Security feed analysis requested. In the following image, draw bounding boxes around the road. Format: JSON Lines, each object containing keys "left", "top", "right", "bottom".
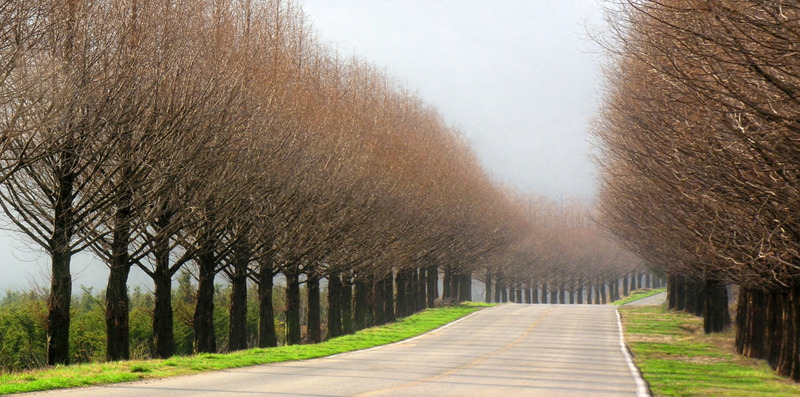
{"left": 625, "top": 292, "right": 667, "bottom": 306}
{"left": 19, "top": 305, "right": 649, "bottom": 397}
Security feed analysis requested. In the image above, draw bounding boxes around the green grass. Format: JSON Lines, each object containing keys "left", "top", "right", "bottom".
{"left": 0, "top": 303, "right": 488, "bottom": 395}
{"left": 612, "top": 288, "right": 667, "bottom": 305}
{"left": 621, "top": 305, "right": 800, "bottom": 396}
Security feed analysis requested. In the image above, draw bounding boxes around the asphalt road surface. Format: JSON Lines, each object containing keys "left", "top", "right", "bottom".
{"left": 625, "top": 292, "right": 667, "bottom": 306}
{"left": 20, "top": 304, "right": 649, "bottom": 397}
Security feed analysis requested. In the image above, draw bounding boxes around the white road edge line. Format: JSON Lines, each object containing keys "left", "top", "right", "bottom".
{"left": 616, "top": 308, "right": 650, "bottom": 397}
{"left": 322, "top": 306, "right": 491, "bottom": 359}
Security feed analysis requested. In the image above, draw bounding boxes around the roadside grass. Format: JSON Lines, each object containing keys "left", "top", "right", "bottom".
{"left": 0, "top": 302, "right": 489, "bottom": 395}
{"left": 621, "top": 305, "right": 800, "bottom": 396}
{"left": 612, "top": 288, "right": 667, "bottom": 305}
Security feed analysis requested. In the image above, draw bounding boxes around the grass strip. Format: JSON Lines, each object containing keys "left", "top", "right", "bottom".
{"left": 0, "top": 302, "right": 490, "bottom": 395}
{"left": 612, "top": 288, "right": 667, "bottom": 305}
{"left": 620, "top": 305, "right": 800, "bottom": 396}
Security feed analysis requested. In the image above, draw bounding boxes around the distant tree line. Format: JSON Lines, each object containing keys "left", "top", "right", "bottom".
{"left": 595, "top": 0, "right": 800, "bottom": 382}
{"left": 477, "top": 196, "right": 656, "bottom": 305}
{"left": 0, "top": 0, "right": 646, "bottom": 371}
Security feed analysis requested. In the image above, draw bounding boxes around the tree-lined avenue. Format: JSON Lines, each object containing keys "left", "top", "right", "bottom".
{"left": 16, "top": 304, "right": 647, "bottom": 397}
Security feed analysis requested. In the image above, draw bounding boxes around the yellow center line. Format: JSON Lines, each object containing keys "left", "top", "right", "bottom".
{"left": 356, "top": 306, "right": 555, "bottom": 397}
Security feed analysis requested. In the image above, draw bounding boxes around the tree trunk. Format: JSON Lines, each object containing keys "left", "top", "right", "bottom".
{"left": 415, "top": 268, "right": 426, "bottom": 311}
{"left": 703, "top": 278, "right": 730, "bottom": 334}
{"left": 566, "top": 283, "right": 573, "bottom": 304}
{"left": 442, "top": 266, "right": 452, "bottom": 301}
{"left": 47, "top": 148, "right": 77, "bottom": 366}
{"left": 152, "top": 261, "right": 174, "bottom": 358}
{"left": 394, "top": 269, "right": 406, "bottom": 318}
{"left": 776, "top": 287, "right": 798, "bottom": 380}
{"left": 600, "top": 283, "right": 607, "bottom": 304}
{"left": 675, "top": 275, "right": 687, "bottom": 311}
{"left": 540, "top": 281, "right": 547, "bottom": 304}
{"left": 684, "top": 278, "right": 704, "bottom": 317}
{"left": 327, "top": 272, "right": 342, "bottom": 339}
{"left": 307, "top": 273, "right": 321, "bottom": 343}
{"left": 426, "top": 266, "right": 438, "bottom": 308}
{"left": 341, "top": 276, "right": 354, "bottom": 335}
{"left": 372, "top": 276, "right": 385, "bottom": 326}
{"left": 194, "top": 251, "right": 217, "bottom": 353}
{"left": 284, "top": 269, "right": 301, "bottom": 345}
{"left": 106, "top": 263, "right": 131, "bottom": 361}
{"left": 485, "top": 272, "right": 492, "bottom": 303}
{"left": 736, "top": 286, "right": 768, "bottom": 360}
{"left": 382, "top": 274, "right": 394, "bottom": 323}
{"left": 531, "top": 280, "right": 539, "bottom": 304}
{"left": 354, "top": 275, "right": 371, "bottom": 331}
{"left": 766, "top": 291, "right": 784, "bottom": 369}
{"left": 667, "top": 275, "right": 678, "bottom": 310}
{"left": 494, "top": 275, "right": 503, "bottom": 303}
{"left": 524, "top": 285, "right": 531, "bottom": 304}
{"left": 623, "top": 275, "right": 629, "bottom": 297}
{"left": 257, "top": 266, "right": 277, "bottom": 348}
{"left": 459, "top": 273, "right": 472, "bottom": 303}
{"left": 228, "top": 239, "right": 250, "bottom": 352}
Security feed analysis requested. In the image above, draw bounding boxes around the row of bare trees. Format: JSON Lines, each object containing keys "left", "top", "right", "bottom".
{"left": 0, "top": 0, "right": 572, "bottom": 367}
{"left": 476, "top": 197, "right": 653, "bottom": 305}
{"left": 595, "top": 0, "right": 800, "bottom": 381}
{"left": 0, "top": 0, "right": 646, "bottom": 369}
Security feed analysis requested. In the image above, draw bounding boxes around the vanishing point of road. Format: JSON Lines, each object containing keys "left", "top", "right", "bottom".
{"left": 19, "top": 304, "right": 650, "bottom": 397}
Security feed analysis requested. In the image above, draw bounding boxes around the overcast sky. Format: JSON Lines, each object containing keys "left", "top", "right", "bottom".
{"left": 302, "top": 0, "right": 607, "bottom": 201}
{"left": 0, "top": 1, "right": 609, "bottom": 292}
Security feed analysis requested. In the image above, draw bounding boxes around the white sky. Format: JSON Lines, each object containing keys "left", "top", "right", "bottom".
{"left": 0, "top": 1, "right": 609, "bottom": 292}
{"left": 301, "top": 0, "right": 607, "bottom": 201}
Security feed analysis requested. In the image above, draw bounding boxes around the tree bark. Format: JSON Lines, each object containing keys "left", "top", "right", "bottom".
{"left": 623, "top": 275, "right": 629, "bottom": 297}
{"left": 524, "top": 285, "right": 531, "bottom": 304}
{"left": 675, "top": 275, "right": 687, "bottom": 311}
{"left": 354, "top": 275, "right": 371, "bottom": 331}
{"left": 284, "top": 269, "right": 301, "bottom": 345}
{"left": 307, "top": 273, "right": 321, "bottom": 343}
{"left": 341, "top": 276, "right": 354, "bottom": 335}
{"left": 327, "top": 272, "right": 342, "bottom": 339}
{"left": 382, "top": 274, "right": 395, "bottom": 323}
{"left": 105, "top": 262, "right": 131, "bottom": 361}
{"left": 151, "top": 214, "right": 175, "bottom": 358}
{"left": 372, "top": 276, "right": 385, "bottom": 326}
{"left": 494, "top": 275, "right": 503, "bottom": 303}
{"left": 442, "top": 266, "right": 452, "bottom": 301}
{"left": 484, "top": 272, "right": 492, "bottom": 303}
{"left": 600, "top": 283, "right": 607, "bottom": 304}
{"left": 459, "top": 272, "right": 472, "bottom": 303}
{"left": 257, "top": 266, "right": 277, "bottom": 348}
{"left": 152, "top": 261, "right": 174, "bottom": 358}
{"left": 228, "top": 239, "right": 250, "bottom": 352}
{"left": 426, "top": 266, "right": 438, "bottom": 308}
{"left": 47, "top": 148, "right": 78, "bottom": 366}
{"left": 194, "top": 250, "right": 217, "bottom": 353}
{"left": 703, "top": 278, "right": 730, "bottom": 334}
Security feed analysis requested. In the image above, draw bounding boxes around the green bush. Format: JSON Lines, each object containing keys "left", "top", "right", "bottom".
{"left": 0, "top": 272, "right": 295, "bottom": 373}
